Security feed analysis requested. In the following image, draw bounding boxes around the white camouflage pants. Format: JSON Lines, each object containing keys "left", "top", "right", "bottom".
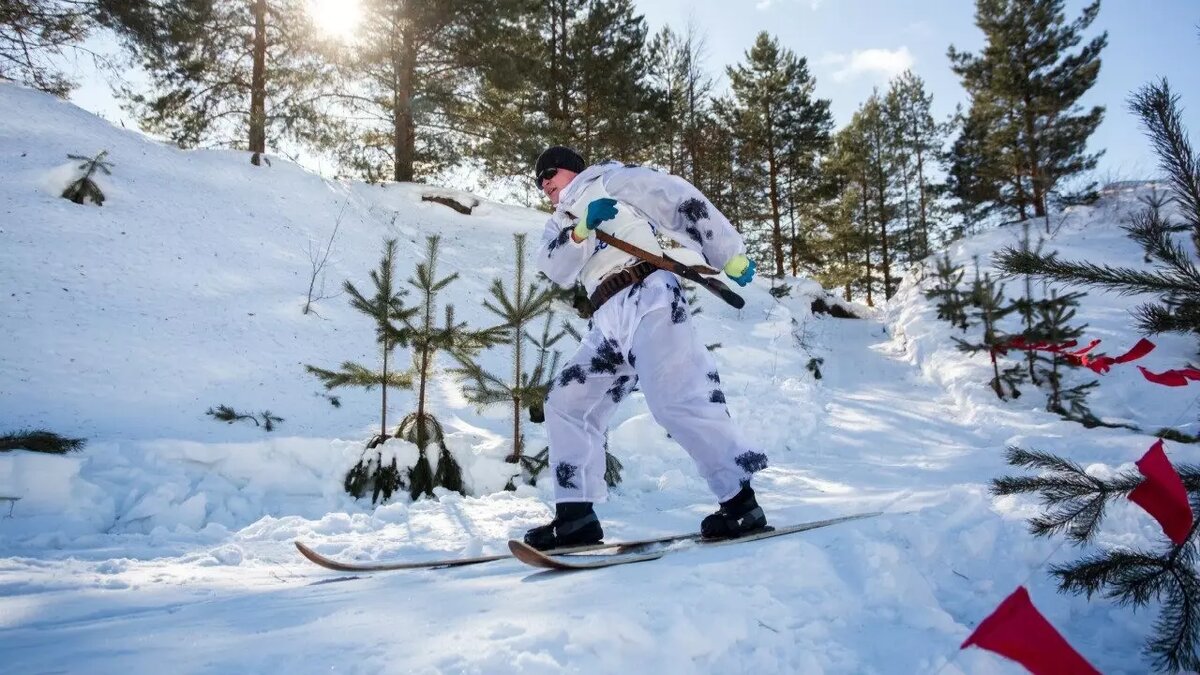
{"left": 544, "top": 269, "right": 767, "bottom": 504}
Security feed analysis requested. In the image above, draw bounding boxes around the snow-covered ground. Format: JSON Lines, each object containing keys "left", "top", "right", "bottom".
{"left": 0, "top": 82, "right": 1190, "bottom": 673}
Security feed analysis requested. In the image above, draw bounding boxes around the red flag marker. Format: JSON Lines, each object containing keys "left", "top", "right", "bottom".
{"left": 962, "top": 586, "right": 1099, "bottom": 675}
{"left": 1129, "top": 440, "right": 1195, "bottom": 545}
{"left": 1138, "top": 365, "right": 1200, "bottom": 387}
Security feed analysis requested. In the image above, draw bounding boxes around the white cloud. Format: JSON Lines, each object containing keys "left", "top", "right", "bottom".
{"left": 755, "top": 0, "right": 823, "bottom": 11}
{"left": 822, "top": 47, "right": 914, "bottom": 83}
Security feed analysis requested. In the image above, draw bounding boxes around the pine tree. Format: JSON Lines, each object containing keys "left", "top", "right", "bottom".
{"left": 112, "top": 0, "right": 336, "bottom": 165}
{"left": 0, "top": 1, "right": 104, "bottom": 95}
{"left": 305, "top": 238, "right": 416, "bottom": 449}
{"left": 995, "top": 79, "right": 1200, "bottom": 340}
{"left": 944, "top": 102, "right": 1008, "bottom": 234}
{"left": 394, "top": 235, "right": 504, "bottom": 497}
{"left": 725, "top": 32, "right": 833, "bottom": 278}
{"left": 450, "top": 234, "right": 563, "bottom": 464}
{"left": 472, "top": 0, "right": 656, "bottom": 175}
{"left": 948, "top": 0, "right": 1107, "bottom": 221}
{"left": 994, "top": 445, "right": 1200, "bottom": 671}
{"left": 886, "top": 71, "right": 947, "bottom": 260}
{"left": 326, "top": 0, "right": 522, "bottom": 182}
{"left": 811, "top": 180, "right": 869, "bottom": 302}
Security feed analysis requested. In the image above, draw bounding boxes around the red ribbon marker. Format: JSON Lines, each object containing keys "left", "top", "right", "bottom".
{"left": 962, "top": 586, "right": 1099, "bottom": 675}
{"left": 1129, "top": 440, "right": 1195, "bottom": 545}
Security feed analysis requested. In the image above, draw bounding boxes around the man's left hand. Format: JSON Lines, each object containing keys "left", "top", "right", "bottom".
{"left": 724, "top": 254, "right": 756, "bottom": 286}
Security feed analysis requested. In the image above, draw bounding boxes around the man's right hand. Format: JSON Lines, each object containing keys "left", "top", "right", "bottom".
{"left": 573, "top": 197, "right": 618, "bottom": 241}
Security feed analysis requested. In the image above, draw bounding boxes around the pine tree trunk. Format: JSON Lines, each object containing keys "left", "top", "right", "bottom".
{"left": 916, "top": 145, "right": 929, "bottom": 258}
{"left": 510, "top": 341, "right": 522, "bottom": 463}
{"left": 842, "top": 249, "right": 852, "bottom": 301}
{"left": 860, "top": 177, "right": 873, "bottom": 307}
{"left": 549, "top": 0, "right": 569, "bottom": 138}
{"left": 1019, "top": 60, "right": 1047, "bottom": 218}
{"left": 510, "top": 295, "right": 524, "bottom": 462}
{"left": 381, "top": 337, "right": 390, "bottom": 439}
{"left": 874, "top": 158, "right": 892, "bottom": 300}
{"left": 248, "top": 0, "right": 267, "bottom": 166}
{"left": 392, "top": 22, "right": 416, "bottom": 183}
{"left": 766, "top": 112, "right": 785, "bottom": 278}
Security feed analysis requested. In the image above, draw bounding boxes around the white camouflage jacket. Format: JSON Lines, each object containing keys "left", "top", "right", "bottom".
{"left": 536, "top": 161, "right": 745, "bottom": 295}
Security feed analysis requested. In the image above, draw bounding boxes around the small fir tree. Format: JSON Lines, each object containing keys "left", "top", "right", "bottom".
{"left": 61, "top": 151, "right": 112, "bottom": 206}
{"left": 1009, "top": 222, "right": 1048, "bottom": 384}
{"left": 451, "top": 234, "right": 562, "bottom": 463}
{"left": 305, "top": 239, "right": 416, "bottom": 448}
{"left": 990, "top": 78, "right": 1200, "bottom": 673}
{"left": 305, "top": 238, "right": 416, "bottom": 501}
{"left": 395, "top": 235, "right": 504, "bottom": 498}
{"left": 952, "top": 266, "right": 1024, "bottom": 400}
{"left": 924, "top": 252, "right": 970, "bottom": 331}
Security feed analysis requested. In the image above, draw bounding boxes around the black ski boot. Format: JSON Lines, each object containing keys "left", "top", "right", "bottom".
{"left": 701, "top": 485, "right": 768, "bottom": 539}
{"left": 523, "top": 501, "right": 604, "bottom": 551}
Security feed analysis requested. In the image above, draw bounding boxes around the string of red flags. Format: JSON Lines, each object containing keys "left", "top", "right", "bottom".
{"left": 961, "top": 586, "right": 1100, "bottom": 675}
{"left": 998, "top": 336, "right": 1200, "bottom": 386}
{"left": 1129, "top": 439, "right": 1195, "bottom": 545}
{"left": 965, "top": 439, "right": 1194, "bottom": 672}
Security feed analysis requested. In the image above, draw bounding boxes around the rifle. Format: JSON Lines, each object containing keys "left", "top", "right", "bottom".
{"left": 593, "top": 230, "right": 745, "bottom": 309}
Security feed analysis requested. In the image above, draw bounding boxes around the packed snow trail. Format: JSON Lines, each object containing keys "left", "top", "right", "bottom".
{"left": 0, "top": 308, "right": 1149, "bottom": 674}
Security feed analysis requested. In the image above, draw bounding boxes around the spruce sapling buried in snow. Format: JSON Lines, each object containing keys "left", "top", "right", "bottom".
{"left": 0, "top": 430, "right": 86, "bottom": 454}
{"left": 61, "top": 151, "right": 112, "bottom": 206}
{"left": 450, "top": 234, "right": 560, "bottom": 464}
{"left": 205, "top": 404, "right": 283, "bottom": 431}
{"left": 1024, "top": 289, "right": 1126, "bottom": 429}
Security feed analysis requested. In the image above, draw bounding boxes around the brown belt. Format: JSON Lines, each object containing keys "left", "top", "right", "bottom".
{"left": 588, "top": 261, "right": 660, "bottom": 310}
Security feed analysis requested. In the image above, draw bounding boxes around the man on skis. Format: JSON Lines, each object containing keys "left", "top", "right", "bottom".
{"left": 524, "top": 145, "right": 769, "bottom": 550}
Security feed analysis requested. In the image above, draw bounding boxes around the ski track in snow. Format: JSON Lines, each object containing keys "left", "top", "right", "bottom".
{"left": 0, "top": 83, "right": 1176, "bottom": 673}
{"left": 0, "top": 312, "right": 1140, "bottom": 674}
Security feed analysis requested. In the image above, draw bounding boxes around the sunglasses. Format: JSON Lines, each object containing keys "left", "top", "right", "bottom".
{"left": 536, "top": 167, "right": 558, "bottom": 188}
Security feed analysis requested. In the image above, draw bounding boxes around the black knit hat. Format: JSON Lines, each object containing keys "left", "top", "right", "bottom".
{"left": 534, "top": 145, "right": 586, "bottom": 184}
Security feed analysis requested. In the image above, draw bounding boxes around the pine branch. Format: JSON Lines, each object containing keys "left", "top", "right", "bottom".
{"left": 995, "top": 247, "right": 1200, "bottom": 298}
{"left": 1130, "top": 79, "right": 1200, "bottom": 240}
{"left": 994, "top": 446, "right": 1150, "bottom": 543}
{"left": 1052, "top": 548, "right": 1171, "bottom": 605}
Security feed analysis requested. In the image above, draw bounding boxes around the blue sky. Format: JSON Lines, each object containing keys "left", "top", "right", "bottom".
{"left": 634, "top": 0, "right": 1200, "bottom": 180}
{"left": 65, "top": 0, "right": 1198, "bottom": 182}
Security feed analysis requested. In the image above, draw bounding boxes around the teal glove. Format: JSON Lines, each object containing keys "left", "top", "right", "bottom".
{"left": 573, "top": 197, "right": 618, "bottom": 240}
{"left": 724, "top": 254, "right": 756, "bottom": 287}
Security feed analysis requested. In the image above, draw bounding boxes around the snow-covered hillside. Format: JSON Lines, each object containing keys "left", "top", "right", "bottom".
{"left": 0, "top": 83, "right": 1191, "bottom": 674}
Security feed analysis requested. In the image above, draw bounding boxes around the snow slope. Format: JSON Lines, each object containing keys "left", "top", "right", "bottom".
{"left": 0, "top": 83, "right": 1190, "bottom": 673}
